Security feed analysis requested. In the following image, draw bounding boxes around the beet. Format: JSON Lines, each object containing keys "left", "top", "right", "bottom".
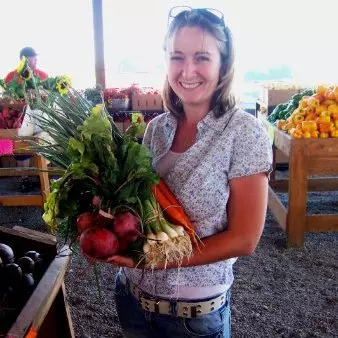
{"left": 77, "top": 212, "right": 98, "bottom": 234}
{"left": 0, "top": 243, "right": 15, "bottom": 264}
{"left": 80, "top": 228, "right": 119, "bottom": 259}
{"left": 92, "top": 196, "right": 101, "bottom": 208}
{"left": 113, "top": 212, "right": 140, "bottom": 242}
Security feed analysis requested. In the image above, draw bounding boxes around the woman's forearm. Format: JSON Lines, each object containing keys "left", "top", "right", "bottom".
{"left": 161, "top": 229, "right": 256, "bottom": 269}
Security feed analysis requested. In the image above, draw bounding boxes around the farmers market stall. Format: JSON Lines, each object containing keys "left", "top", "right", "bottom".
{"left": 259, "top": 85, "right": 338, "bottom": 247}
{"left": 0, "top": 129, "right": 50, "bottom": 207}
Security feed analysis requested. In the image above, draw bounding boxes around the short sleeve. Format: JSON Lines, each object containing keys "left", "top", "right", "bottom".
{"left": 228, "top": 117, "right": 273, "bottom": 180}
{"left": 142, "top": 119, "right": 155, "bottom": 150}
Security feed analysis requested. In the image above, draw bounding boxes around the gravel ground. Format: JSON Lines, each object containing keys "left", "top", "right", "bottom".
{"left": 0, "top": 172, "right": 337, "bottom": 338}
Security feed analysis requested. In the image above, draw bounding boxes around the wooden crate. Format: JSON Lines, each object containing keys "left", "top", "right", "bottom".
{"left": 0, "top": 226, "right": 74, "bottom": 338}
{"left": 260, "top": 87, "right": 301, "bottom": 107}
{"left": 266, "top": 128, "right": 338, "bottom": 247}
{"left": 132, "top": 93, "right": 163, "bottom": 111}
{"left": 0, "top": 134, "right": 50, "bottom": 207}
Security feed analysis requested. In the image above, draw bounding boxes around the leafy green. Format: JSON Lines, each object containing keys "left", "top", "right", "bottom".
{"left": 27, "top": 89, "right": 158, "bottom": 235}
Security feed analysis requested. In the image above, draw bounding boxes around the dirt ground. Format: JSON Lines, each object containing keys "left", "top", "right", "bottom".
{"left": 0, "top": 173, "right": 337, "bottom": 338}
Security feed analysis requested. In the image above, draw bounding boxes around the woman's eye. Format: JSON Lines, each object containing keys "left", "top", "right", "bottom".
{"left": 196, "top": 56, "right": 209, "bottom": 62}
{"left": 170, "top": 56, "right": 183, "bottom": 61}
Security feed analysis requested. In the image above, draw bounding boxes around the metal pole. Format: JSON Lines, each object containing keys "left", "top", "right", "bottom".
{"left": 92, "top": 0, "right": 106, "bottom": 89}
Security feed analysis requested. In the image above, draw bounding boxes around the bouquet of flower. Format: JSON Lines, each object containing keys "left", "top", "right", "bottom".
{"left": 27, "top": 89, "right": 197, "bottom": 268}
{"left": 0, "top": 56, "right": 72, "bottom": 101}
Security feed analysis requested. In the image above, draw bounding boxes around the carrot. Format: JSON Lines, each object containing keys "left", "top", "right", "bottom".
{"left": 151, "top": 179, "right": 199, "bottom": 246}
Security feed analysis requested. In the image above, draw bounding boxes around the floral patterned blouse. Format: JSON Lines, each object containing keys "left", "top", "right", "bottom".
{"left": 123, "top": 107, "right": 272, "bottom": 298}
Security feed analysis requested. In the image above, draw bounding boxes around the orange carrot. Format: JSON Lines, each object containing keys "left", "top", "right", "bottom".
{"left": 151, "top": 179, "right": 199, "bottom": 246}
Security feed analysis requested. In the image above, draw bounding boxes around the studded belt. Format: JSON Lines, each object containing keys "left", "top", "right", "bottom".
{"left": 127, "top": 281, "right": 229, "bottom": 318}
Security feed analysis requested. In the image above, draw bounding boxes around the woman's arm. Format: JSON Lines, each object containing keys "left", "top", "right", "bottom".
{"left": 108, "top": 172, "right": 269, "bottom": 268}
{"left": 175, "top": 172, "right": 269, "bottom": 268}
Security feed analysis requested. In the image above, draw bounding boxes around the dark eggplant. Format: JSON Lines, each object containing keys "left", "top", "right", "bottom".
{"left": 24, "top": 251, "right": 40, "bottom": 262}
{"left": 18, "top": 273, "right": 35, "bottom": 303}
{"left": 0, "top": 243, "right": 15, "bottom": 264}
{"left": 21, "top": 273, "right": 35, "bottom": 293}
{"left": 33, "top": 257, "right": 46, "bottom": 281}
{"left": 0, "top": 256, "right": 3, "bottom": 269}
{"left": 4, "top": 263, "right": 23, "bottom": 287}
{"left": 17, "top": 256, "right": 35, "bottom": 273}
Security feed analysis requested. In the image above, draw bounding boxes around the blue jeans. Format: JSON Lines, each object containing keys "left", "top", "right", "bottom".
{"left": 114, "top": 274, "right": 231, "bottom": 338}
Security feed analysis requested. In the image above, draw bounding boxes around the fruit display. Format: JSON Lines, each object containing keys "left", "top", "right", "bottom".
{"left": 0, "top": 242, "right": 48, "bottom": 335}
{"left": 274, "top": 85, "right": 338, "bottom": 139}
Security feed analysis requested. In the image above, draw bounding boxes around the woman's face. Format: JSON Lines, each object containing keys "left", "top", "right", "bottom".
{"left": 166, "top": 26, "right": 222, "bottom": 112}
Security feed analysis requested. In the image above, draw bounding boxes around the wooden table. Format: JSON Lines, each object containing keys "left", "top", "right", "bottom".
{"left": 259, "top": 118, "right": 338, "bottom": 247}
{"left": 0, "top": 130, "right": 50, "bottom": 207}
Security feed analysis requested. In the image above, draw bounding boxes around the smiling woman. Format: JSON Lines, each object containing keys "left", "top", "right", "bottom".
{"left": 111, "top": 6, "right": 272, "bottom": 338}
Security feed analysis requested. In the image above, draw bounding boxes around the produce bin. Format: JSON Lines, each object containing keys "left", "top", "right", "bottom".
{"left": 0, "top": 132, "right": 50, "bottom": 207}
{"left": 262, "top": 124, "right": 338, "bottom": 247}
{"left": 0, "top": 226, "right": 74, "bottom": 338}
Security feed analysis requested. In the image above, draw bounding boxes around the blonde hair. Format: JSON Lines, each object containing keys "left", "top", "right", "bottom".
{"left": 163, "top": 9, "right": 236, "bottom": 118}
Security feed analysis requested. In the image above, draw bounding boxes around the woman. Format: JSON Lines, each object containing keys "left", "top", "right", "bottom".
{"left": 110, "top": 7, "right": 272, "bottom": 338}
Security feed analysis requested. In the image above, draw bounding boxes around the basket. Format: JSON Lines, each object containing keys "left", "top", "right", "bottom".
{"left": 110, "top": 98, "right": 130, "bottom": 111}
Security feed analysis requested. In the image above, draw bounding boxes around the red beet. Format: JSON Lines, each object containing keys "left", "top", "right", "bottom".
{"left": 92, "top": 196, "right": 101, "bottom": 208}
{"left": 76, "top": 212, "right": 98, "bottom": 234}
{"left": 80, "top": 228, "right": 119, "bottom": 259}
{"left": 113, "top": 212, "right": 140, "bottom": 242}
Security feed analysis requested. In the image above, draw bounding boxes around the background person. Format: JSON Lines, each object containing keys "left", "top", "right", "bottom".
{"left": 4, "top": 47, "right": 48, "bottom": 192}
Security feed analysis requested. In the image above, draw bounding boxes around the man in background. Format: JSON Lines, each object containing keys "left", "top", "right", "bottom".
{"left": 4, "top": 47, "right": 48, "bottom": 192}
{"left": 5, "top": 47, "right": 48, "bottom": 83}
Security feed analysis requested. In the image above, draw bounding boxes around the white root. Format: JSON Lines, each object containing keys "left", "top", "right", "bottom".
{"left": 143, "top": 243, "right": 150, "bottom": 253}
{"left": 143, "top": 233, "right": 193, "bottom": 270}
{"left": 147, "top": 232, "right": 157, "bottom": 246}
{"left": 173, "top": 225, "right": 185, "bottom": 236}
{"left": 156, "top": 232, "right": 169, "bottom": 242}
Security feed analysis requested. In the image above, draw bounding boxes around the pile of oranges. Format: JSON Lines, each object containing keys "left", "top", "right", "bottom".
{"left": 277, "top": 85, "right": 338, "bottom": 139}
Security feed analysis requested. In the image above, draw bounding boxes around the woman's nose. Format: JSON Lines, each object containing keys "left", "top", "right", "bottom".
{"left": 181, "top": 60, "right": 197, "bottom": 78}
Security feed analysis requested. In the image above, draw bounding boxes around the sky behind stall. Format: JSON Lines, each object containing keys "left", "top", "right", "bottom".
{"left": 1, "top": 0, "right": 338, "bottom": 92}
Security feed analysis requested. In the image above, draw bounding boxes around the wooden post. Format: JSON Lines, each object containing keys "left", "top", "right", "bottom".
{"left": 286, "top": 142, "right": 308, "bottom": 247}
{"left": 36, "top": 156, "right": 50, "bottom": 204}
{"left": 92, "top": 0, "right": 106, "bottom": 89}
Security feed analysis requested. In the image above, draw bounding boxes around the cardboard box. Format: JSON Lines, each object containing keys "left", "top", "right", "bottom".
{"left": 132, "top": 93, "right": 163, "bottom": 111}
{"left": 260, "top": 88, "right": 302, "bottom": 107}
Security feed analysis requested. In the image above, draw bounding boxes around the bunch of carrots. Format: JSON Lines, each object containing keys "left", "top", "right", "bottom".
{"left": 140, "top": 179, "right": 198, "bottom": 268}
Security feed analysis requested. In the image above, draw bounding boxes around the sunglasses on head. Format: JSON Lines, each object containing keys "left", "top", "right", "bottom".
{"left": 167, "top": 6, "right": 225, "bottom": 28}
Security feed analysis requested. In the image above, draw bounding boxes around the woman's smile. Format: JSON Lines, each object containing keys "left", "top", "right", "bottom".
{"left": 179, "top": 81, "right": 203, "bottom": 90}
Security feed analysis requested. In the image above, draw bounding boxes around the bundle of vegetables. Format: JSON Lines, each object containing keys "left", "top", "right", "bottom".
{"left": 26, "top": 89, "right": 196, "bottom": 268}
{"left": 267, "top": 88, "right": 315, "bottom": 124}
{"left": 276, "top": 85, "right": 338, "bottom": 139}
